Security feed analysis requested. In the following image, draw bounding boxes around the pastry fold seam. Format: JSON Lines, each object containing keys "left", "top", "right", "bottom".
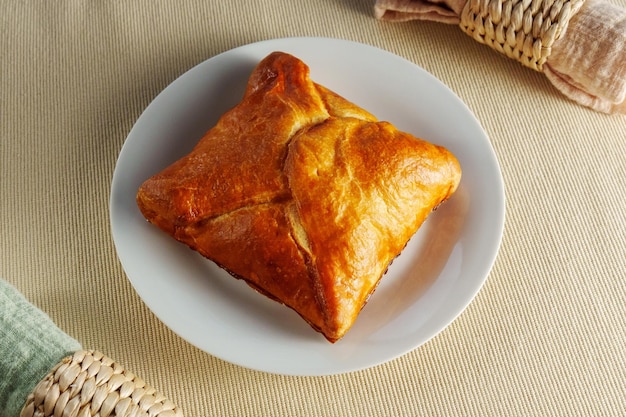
{"left": 136, "top": 51, "right": 462, "bottom": 342}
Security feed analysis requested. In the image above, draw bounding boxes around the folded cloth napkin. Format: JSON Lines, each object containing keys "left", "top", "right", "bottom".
{"left": 375, "top": 0, "right": 626, "bottom": 114}
{"left": 0, "top": 279, "right": 183, "bottom": 417}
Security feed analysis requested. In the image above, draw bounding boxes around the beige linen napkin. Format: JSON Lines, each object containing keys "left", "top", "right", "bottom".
{"left": 375, "top": 0, "right": 626, "bottom": 114}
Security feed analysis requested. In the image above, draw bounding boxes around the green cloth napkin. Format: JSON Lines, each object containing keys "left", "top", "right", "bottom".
{"left": 0, "top": 279, "right": 81, "bottom": 417}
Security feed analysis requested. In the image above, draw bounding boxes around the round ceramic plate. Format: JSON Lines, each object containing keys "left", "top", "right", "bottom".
{"left": 110, "top": 37, "right": 505, "bottom": 376}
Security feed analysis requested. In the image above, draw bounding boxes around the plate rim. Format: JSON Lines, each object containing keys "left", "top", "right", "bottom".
{"left": 110, "top": 36, "right": 505, "bottom": 376}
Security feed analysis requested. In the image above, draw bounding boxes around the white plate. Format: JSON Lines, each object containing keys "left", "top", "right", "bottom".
{"left": 110, "top": 37, "right": 505, "bottom": 376}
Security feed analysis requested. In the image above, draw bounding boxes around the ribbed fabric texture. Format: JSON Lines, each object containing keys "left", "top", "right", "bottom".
{"left": 0, "top": 1, "right": 624, "bottom": 416}
{"left": 374, "top": 0, "right": 626, "bottom": 113}
{"left": 0, "top": 280, "right": 81, "bottom": 417}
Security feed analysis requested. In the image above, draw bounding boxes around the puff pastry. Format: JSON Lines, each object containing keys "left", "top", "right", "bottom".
{"left": 136, "top": 51, "right": 462, "bottom": 342}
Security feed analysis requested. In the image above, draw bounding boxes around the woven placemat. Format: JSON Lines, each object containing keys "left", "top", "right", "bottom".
{"left": 1, "top": 0, "right": 624, "bottom": 416}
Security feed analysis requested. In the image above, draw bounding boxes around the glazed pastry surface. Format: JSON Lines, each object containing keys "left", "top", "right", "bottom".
{"left": 136, "top": 51, "right": 462, "bottom": 342}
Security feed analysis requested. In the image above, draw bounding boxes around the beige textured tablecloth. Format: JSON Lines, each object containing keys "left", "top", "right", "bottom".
{"left": 1, "top": 1, "right": 624, "bottom": 416}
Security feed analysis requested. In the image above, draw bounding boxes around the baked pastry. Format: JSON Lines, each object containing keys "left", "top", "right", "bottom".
{"left": 136, "top": 51, "right": 462, "bottom": 342}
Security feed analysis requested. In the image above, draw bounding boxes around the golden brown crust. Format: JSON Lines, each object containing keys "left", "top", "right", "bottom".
{"left": 136, "top": 51, "right": 461, "bottom": 342}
